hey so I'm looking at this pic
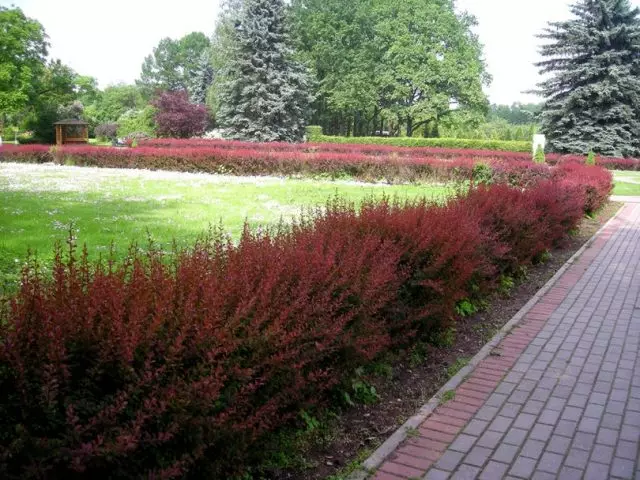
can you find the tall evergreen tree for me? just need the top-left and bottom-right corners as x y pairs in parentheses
(188, 50), (214, 105)
(536, 0), (640, 157)
(217, 0), (313, 142)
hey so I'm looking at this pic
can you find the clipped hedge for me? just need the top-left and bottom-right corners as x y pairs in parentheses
(0, 165), (612, 479)
(312, 133), (533, 153)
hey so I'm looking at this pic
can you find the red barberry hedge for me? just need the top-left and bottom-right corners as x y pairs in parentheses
(0, 164), (612, 478)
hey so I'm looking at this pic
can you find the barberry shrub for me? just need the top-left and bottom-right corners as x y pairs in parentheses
(0, 163), (613, 478)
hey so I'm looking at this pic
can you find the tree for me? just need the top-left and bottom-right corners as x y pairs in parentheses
(208, 0), (246, 119)
(291, 0), (489, 137)
(217, 0), (314, 142)
(290, 0), (383, 136)
(24, 60), (78, 142)
(490, 103), (542, 125)
(138, 32), (211, 96)
(57, 100), (84, 120)
(0, 6), (48, 118)
(188, 50), (214, 105)
(374, 0), (490, 137)
(152, 90), (208, 138)
(536, 0), (640, 156)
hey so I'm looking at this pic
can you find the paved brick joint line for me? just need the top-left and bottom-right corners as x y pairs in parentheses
(369, 203), (640, 480)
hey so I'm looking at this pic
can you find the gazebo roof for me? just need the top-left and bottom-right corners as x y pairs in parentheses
(54, 119), (89, 125)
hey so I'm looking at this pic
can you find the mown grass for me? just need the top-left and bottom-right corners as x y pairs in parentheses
(613, 170), (640, 196)
(0, 163), (453, 286)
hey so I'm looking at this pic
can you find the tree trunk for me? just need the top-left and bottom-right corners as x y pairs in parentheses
(406, 116), (413, 138)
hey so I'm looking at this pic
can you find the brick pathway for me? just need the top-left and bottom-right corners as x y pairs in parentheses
(369, 203), (640, 480)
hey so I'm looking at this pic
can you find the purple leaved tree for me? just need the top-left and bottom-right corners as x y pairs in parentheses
(152, 91), (209, 138)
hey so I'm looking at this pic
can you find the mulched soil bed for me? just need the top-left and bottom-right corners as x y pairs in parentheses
(270, 201), (622, 480)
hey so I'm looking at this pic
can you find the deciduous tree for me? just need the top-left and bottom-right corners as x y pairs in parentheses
(152, 90), (208, 138)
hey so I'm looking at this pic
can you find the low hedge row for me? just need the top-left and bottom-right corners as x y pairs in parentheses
(0, 164), (612, 478)
(2, 143), (638, 173)
(0, 145), (606, 186)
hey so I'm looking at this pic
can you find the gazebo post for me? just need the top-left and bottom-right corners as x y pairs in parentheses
(55, 125), (62, 146)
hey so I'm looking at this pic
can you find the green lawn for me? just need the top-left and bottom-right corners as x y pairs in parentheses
(0, 162), (452, 285)
(613, 170), (640, 196)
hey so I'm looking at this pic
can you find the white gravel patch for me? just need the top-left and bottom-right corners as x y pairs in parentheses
(0, 162), (395, 191)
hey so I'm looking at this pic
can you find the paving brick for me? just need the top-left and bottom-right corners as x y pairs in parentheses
(590, 444), (614, 464)
(616, 440), (639, 460)
(547, 434), (571, 455)
(578, 416), (600, 434)
(611, 457), (636, 479)
(392, 453), (434, 471)
(554, 419), (578, 437)
(572, 432), (596, 451)
(449, 434), (477, 454)
(465, 445), (493, 468)
(530, 423), (553, 442)
(503, 427), (528, 447)
(584, 462), (610, 480)
(462, 419), (488, 437)
(565, 448), (590, 469)
(424, 468), (449, 480)
(479, 460), (509, 479)
(596, 427), (619, 446)
(449, 464), (481, 480)
(379, 461), (424, 478)
(509, 456), (537, 478)
(476, 430), (503, 449)
(434, 450), (465, 472)
(491, 443), (519, 464)
(538, 451), (564, 474)
(520, 438), (545, 460)
(558, 466), (584, 480)
(538, 408), (561, 426)
(371, 470), (404, 480)
(513, 412), (537, 430)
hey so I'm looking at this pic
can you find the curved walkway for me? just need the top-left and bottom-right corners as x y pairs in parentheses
(365, 203), (640, 480)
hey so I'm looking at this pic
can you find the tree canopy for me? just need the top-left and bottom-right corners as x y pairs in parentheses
(537, 0), (640, 156)
(0, 6), (48, 117)
(138, 32), (212, 98)
(290, 0), (490, 137)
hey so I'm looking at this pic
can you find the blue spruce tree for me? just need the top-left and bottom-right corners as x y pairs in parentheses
(536, 0), (640, 157)
(217, 0), (313, 142)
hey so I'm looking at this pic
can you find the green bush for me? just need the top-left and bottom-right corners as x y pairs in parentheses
(116, 107), (156, 138)
(312, 134), (532, 152)
(305, 125), (323, 141)
(586, 149), (596, 166)
(472, 163), (494, 185)
(533, 145), (546, 164)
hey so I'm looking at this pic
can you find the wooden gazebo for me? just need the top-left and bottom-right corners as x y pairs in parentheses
(54, 119), (89, 146)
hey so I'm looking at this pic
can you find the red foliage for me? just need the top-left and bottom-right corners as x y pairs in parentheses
(152, 91), (209, 139)
(0, 166), (611, 478)
(0, 144), (51, 163)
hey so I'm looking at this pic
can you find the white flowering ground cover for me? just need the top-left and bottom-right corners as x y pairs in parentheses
(0, 163), (452, 286)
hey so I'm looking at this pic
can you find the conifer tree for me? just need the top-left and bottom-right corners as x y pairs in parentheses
(217, 0), (313, 142)
(536, 0), (640, 157)
(188, 50), (214, 105)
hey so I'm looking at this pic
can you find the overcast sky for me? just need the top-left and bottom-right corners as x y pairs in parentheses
(9, 0), (640, 104)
